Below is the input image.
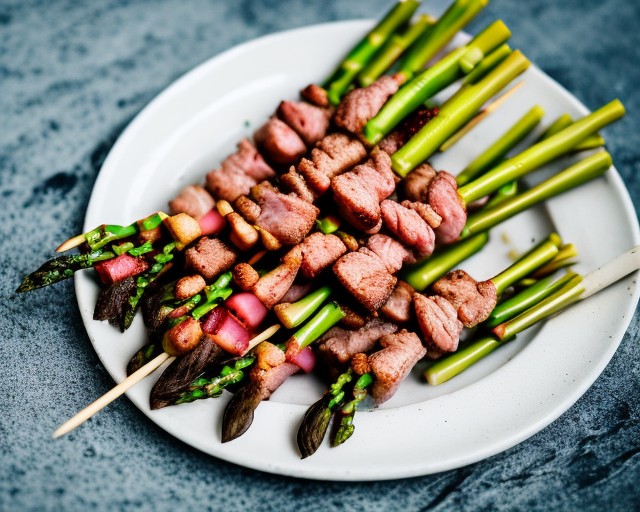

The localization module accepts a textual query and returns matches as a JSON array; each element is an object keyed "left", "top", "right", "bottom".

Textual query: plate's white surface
[{"left": 76, "top": 20, "right": 640, "bottom": 480}]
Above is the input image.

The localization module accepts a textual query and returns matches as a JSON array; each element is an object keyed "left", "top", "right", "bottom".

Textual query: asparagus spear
[
  {"left": 324, "top": 0, "right": 421, "bottom": 105},
  {"left": 364, "top": 20, "right": 512, "bottom": 145},
  {"left": 331, "top": 373, "right": 374, "bottom": 446}
]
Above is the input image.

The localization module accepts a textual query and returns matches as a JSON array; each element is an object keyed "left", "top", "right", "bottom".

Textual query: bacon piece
[
  {"left": 277, "top": 100, "right": 331, "bottom": 146},
  {"left": 297, "top": 133, "right": 367, "bottom": 195},
  {"left": 380, "top": 280, "right": 415, "bottom": 323},
  {"left": 184, "top": 237, "right": 237, "bottom": 281},
  {"left": 333, "top": 249, "right": 397, "bottom": 312},
  {"left": 254, "top": 117, "right": 307, "bottom": 165},
  {"left": 334, "top": 75, "right": 401, "bottom": 135},
  {"left": 252, "top": 183, "right": 319, "bottom": 245},
  {"left": 380, "top": 200, "right": 436, "bottom": 258},
  {"left": 169, "top": 185, "right": 215, "bottom": 220},
  {"left": 414, "top": 293, "right": 463, "bottom": 355},
  {"left": 428, "top": 171, "right": 467, "bottom": 244},
  {"left": 432, "top": 269, "right": 498, "bottom": 327},
  {"left": 299, "top": 232, "right": 347, "bottom": 279},
  {"left": 206, "top": 139, "right": 274, "bottom": 202},
  {"left": 368, "top": 330, "right": 426, "bottom": 404}
]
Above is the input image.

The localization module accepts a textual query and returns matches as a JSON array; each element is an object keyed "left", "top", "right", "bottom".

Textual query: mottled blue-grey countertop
[{"left": 2, "top": 0, "right": 639, "bottom": 510}]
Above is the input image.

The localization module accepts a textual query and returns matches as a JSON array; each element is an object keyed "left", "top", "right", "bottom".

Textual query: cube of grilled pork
[
  {"left": 251, "top": 245, "right": 302, "bottom": 309},
  {"left": 254, "top": 117, "right": 307, "bottom": 165},
  {"left": 334, "top": 75, "right": 402, "bottom": 135},
  {"left": 380, "top": 280, "right": 415, "bottom": 324},
  {"left": 380, "top": 200, "right": 436, "bottom": 258},
  {"left": 366, "top": 234, "right": 415, "bottom": 274},
  {"left": 428, "top": 171, "right": 467, "bottom": 245},
  {"left": 317, "top": 318, "right": 398, "bottom": 368},
  {"left": 432, "top": 269, "right": 498, "bottom": 327},
  {"left": 299, "top": 232, "right": 347, "bottom": 279},
  {"left": 206, "top": 139, "right": 275, "bottom": 202},
  {"left": 184, "top": 237, "right": 237, "bottom": 281},
  {"left": 300, "top": 83, "right": 330, "bottom": 108},
  {"left": 297, "top": 133, "right": 367, "bottom": 195},
  {"left": 252, "top": 182, "right": 319, "bottom": 246},
  {"left": 277, "top": 100, "right": 331, "bottom": 146},
  {"left": 401, "top": 163, "right": 437, "bottom": 203},
  {"left": 169, "top": 185, "right": 215, "bottom": 220},
  {"left": 368, "top": 330, "right": 426, "bottom": 404},
  {"left": 414, "top": 293, "right": 463, "bottom": 356},
  {"left": 333, "top": 248, "right": 397, "bottom": 312}
]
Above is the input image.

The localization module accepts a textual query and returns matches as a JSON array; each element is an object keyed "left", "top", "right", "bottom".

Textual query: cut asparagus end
[{"left": 274, "top": 286, "right": 332, "bottom": 329}]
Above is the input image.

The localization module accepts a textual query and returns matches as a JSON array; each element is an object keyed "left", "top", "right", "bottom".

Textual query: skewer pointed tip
[{"left": 56, "top": 234, "right": 86, "bottom": 253}]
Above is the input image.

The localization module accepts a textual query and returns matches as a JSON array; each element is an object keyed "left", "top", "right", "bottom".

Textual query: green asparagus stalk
[
  {"left": 392, "top": 50, "right": 531, "bottom": 176},
  {"left": 324, "top": 0, "right": 420, "bottom": 105},
  {"left": 190, "top": 272, "right": 234, "bottom": 320},
  {"left": 287, "top": 301, "right": 346, "bottom": 350},
  {"left": 461, "top": 43, "right": 512, "bottom": 85},
  {"left": 457, "top": 100, "right": 624, "bottom": 203},
  {"left": 331, "top": 373, "right": 374, "bottom": 446},
  {"left": 461, "top": 151, "right": 612, "bottom": 237},
  {"left": 456, "top": 105, "right": 545, "bottom": 186},
  {"left": 358, "top": 14, "right": 436, "bottom": 87},
  {"left": 297, "top": 369, "right": 354, "bottom": 458},
  {"left": 537, "top": 113, "right": 604, "bottom": 152},
  {"left": 274, "top": 286, "right": 332, "bottom": 329},
  {"left": 364, "top": 20, "right": 512, "bottom": 145},
  {"left": 397, "top": 0, "right": 489, "bottom": 81}
]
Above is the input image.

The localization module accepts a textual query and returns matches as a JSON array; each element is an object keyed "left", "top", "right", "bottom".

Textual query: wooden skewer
[{"left": 52, "top": 324, "right": 282, "bottom": 439}]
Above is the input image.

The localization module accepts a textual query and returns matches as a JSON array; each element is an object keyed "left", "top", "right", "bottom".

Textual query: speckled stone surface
[{"left": 2, "top": 0, "right": 639, "bottom": 510}]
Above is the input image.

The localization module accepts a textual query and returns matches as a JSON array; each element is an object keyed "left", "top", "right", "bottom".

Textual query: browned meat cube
[
  {"left": 414, "top": 293, "right": 463, "bottom": 354},
  {"left": 401, "top": 163, "right": 437, "bottom": 203},
  {"left": 428, "top": 171, "right": 467, "bottom": 244},
  {"left": 334, "top": 75, "right": 401, "bottom": 135},
  {"left": 184, "top": 237, "right": 237, "bottom": 281},
  {"left": 299, "top": 232, "right": 347, "bottom": 279},
  {"left": 277, "top": 100, "right": 331, "bottom": 146},
  {"left": 333, "top": 249, "right": 396, "bottom": 312},
  {"left": 380, "top": 280, "right": 415, "bottom": 323},
  {"left": 252, "top": 246, "right": 302, "bottom": 308},
  {"left": 368, "top": 330, "right": 427, "bottom": 404},
  {"left": 331, "top": 171, "right": 381, "bottom": 232},
  {"left": 227, "top": 138, "right": 275, "bottom": 182},
  {"left": 234, "top": 195, "right": 261, "bottom": 224},
  {"left": 300, "top": 83, "right": 330, "bottom": 108},
  {"left": 174, "top": 274, "right": 206, "bottom": 300},
  {"left": 252, "top": 183, "right": 319, "bottom": 246},
  {"left": 169, "top": 185, "right": 215, "bottom": 220},
  {"left": 401, "top": 199, "right": 441, "bottom": 229},
  {"left": 280, "top": 167, "right": 316, "bottom": 203},
  {"left": 366, "top": 234, "right": 415, "bottom": 274},
  {"left": 432, "top": 269, "right": 498, "bottom": 327},
  {"left": 254, "top": 117, "right": 307, "bottom": 165},
  {"left": 380, "top": 200, "right": 436, "bottom": 258}
]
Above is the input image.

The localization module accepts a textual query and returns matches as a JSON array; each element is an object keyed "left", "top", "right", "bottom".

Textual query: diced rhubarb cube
[{"left": 94, "top": 253, "right": 149, "bottom": 285}]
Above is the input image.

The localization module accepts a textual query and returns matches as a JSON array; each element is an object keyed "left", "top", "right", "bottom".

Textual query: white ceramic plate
[{"left": 76, "top": 20, "right": 640, "bottom": 480}]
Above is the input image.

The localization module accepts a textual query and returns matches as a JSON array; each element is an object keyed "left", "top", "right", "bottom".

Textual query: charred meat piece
[
  {"left": 252, "top": 245, "right": 302, "bottom": 308},
  {"left": 368, "top": 330, "right": 426, "bottom": 404},
  {"left": 414, "top": 293, "right": 463, "bottom": 355},
  {"left": 299, "top": 232, "right": 347, "bottom": 279},
  {"left": 93, "top": 276, "right": 137, "bottom": 328},
  {"left": 277, "top": 100, "right": 331, "bottom": 146},
  {"left": 279, "top": 167, "right": 316, "bottom": 203},
  {"left": 428, "top": 171, "right": 467, "bottom": 245},
  {"left": 169, "top": 185, "right": 215, "bottom": 220},
  {"left": 174, "top": 274, "right": 206, "bottom": 300},
  {"left": 401, "top": 199, "right": 441, "bottom": 229},
  {"left": 150, "top": 336, "right": 224, "bottom": 410},
  {"left": 366, "top": 234, "right": 415, "bottom": 274},
  {"left": 184, "top": 237, "right": 237, "bottom": 281},
  {"left": 333, "top": 249, "right": 397, "bottom": 312},
  {"left": 401, "top": 162, "right": 437, "bottom": 203},
  {"left": 334, "top": 75, "right": 401, "bottom": 135},
  {"left": 331, "top": 149, "right": 394, "bottom": 232},
  {"left": 297, "top": 133, "right": 367, "bottom": 195},
  {"left": 432, "top": 269, "right": 498, "bottom": 327},
  {"left": 206, "top": 139, "right": 274, "bottom": 202},
  {"left": 318, "top": 318, "right": 398, "bottom": 368},
  {"left": 254, "top": 117, "right": 307, "bottom": 165},
  {"left": 300, "top": 83, "right": 330, "bottom": 108},
  {"left": 380, "top": 280, "right": 415, "bottom": 324},
  {"left": 252, "top": 182, "right": 319, "bottom": 245},
  {"left": 380, "top": 200, "right": 436, "bottom": 258},
  {"left": 234, "top": 195, "right": 261, "bottom": 224}
]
